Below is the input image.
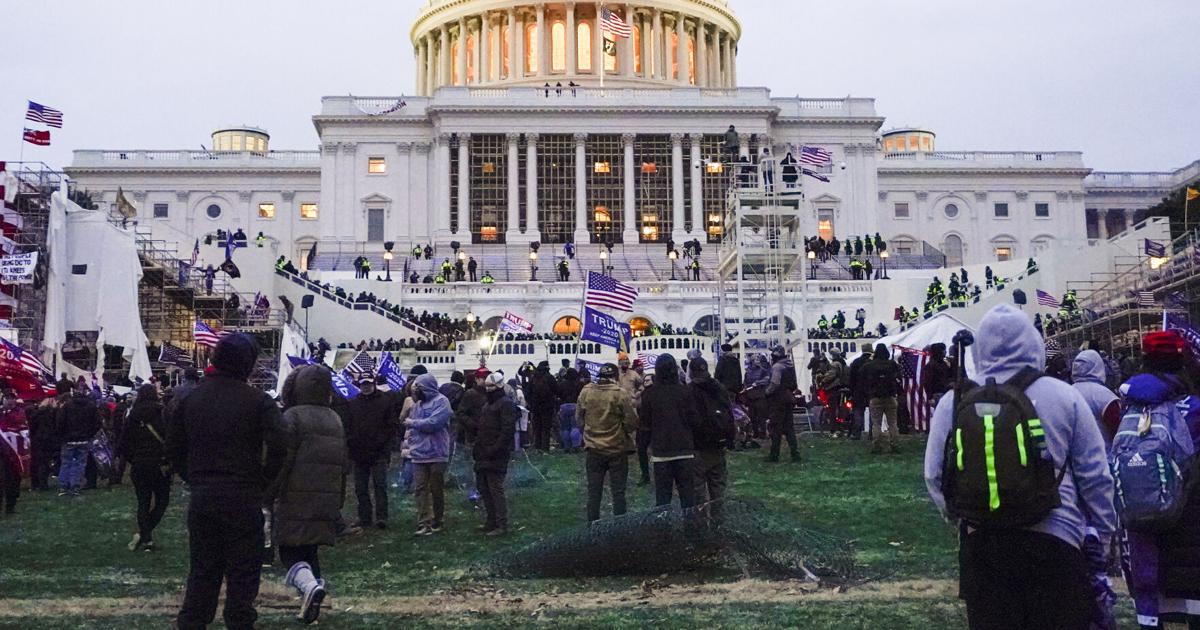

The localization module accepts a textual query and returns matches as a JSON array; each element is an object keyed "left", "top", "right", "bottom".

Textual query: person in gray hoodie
[
  {"left": 924, "top": 304, "right": 1116, "bottom": 630},
  {"left": 1071, "top": 349, "right": 1121, "bottom": 449}
]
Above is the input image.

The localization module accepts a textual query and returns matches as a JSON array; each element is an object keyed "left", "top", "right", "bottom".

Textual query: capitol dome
[{"left": 411, "top": 0, "right": 742, "bottom": 95}]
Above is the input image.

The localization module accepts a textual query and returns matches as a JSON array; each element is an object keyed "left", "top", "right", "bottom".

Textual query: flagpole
[{"left": 599, "top": 2, "right": 606, "bottom": 91}]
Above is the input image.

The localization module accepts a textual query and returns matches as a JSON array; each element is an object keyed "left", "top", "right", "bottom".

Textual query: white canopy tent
[{"left": 875, "top": 312, "right": 978, "bottom": 379}]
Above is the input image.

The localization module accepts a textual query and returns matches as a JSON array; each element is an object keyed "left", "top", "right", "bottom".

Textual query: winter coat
[
  {"left": 639, "top": 355, "right": 698, "bottom": 459},
  {"left": 689, "top": 375, "right": 735, "bottom": 450},
  {"left": 1070, "top": 350, "right": 1120, "bottom": 447},
  {"left": 270, "top": 365, "right": 346, "bottom": 548},
  {"left": 27, "top": 402, "right": 58, "bottom": 450},
  {"left": 617, "top": 368, "right": 645, "bottom": 407},
  {"left": 924, "top": 304, "right": 1116, "bottom": 550},
  {"left": 166, "top": 374, "right": 286, "bottom": 498},
  {"left": 439, "top": 382, "right": 464, "bottom": 411},
  {"left": 714, "top": 354, "right": 743, "bottom": 396},
  {"left": 57, "top": 393, "right": 100, "bottom": 443},
  {"left": 472, "top": 391, "right": 519, "bottom": 472},
  {"left": 456, "top": 387, "right": 488, "bottom": 442},
  {"left": 344, "top": 389, "right": 400, "bottom": 463},
  {"left": 766, "top": 358, "right": 798, "bottom": 405},
  {"left": 848, "top": 352, "right": 873, "bottom": 407},
  {"left": 119, "top": 399, "right": 168, "bottom": 468},
  {"left": 556, "top": 373, "right": 584, "bottom": 405},
  {"left": 859, "top": 355, "right": 902, "bottom": 399},
  {"left": 922, "top": 345, "right": 955, "bottom": 401},
  {"left": 406, "top": 374, "right": 452, "bottom": 463},
  {"left": 578, "top": 380, "right": 639, "bottom": 456},
  {"left": 526, "top": 370, "right": 559, "bottom": 412},
  {"left": 818, "top": 359, "right": 849, "bottom": 392}
]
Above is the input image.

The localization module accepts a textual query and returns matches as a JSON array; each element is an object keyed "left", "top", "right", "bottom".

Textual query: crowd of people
[{"left": 807, "top": 308, "right": 889, "bottom": 340}]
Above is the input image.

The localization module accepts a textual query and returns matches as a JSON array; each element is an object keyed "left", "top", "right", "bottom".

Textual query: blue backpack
[{"left": 1110, "top": 398, "right": 1196, "bottom": 532}]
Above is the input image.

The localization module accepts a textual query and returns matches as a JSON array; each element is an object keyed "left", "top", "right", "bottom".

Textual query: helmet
[
  {"left": 771, "top": 346, "right": 787, "bottom": 360},
  {"left": 599, "top": 363, "right": 619, "bottom": 380},
  {"left": 484, "top": 372, "right": 507, "bottom": 392}
]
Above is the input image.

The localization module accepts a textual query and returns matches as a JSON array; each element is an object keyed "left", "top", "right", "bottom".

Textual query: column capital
[
  {"left": 436, "top": 132, "right": 453, "bottom": 143},
  {"left": 281, "top": 191, "right": 295, "bottom": 202},
  {"left": 321, "top": 142, "right": 339, "bottom": 155},
  {"left": 456, "top": 132, "right": 472, "bottom": 142},
  {"left": 622, "top": 133, "right": 636, "bottom": 146},
  {"left": 397, "top": 141, "right": 414, "bottom": 152},
  {"left": 414, "top": 142, "right": 432, "bottom": 154},
  {"left": 526, "top": 132, "right": 540, "bottom": 146},
  {"left": 506, "top": 132, "right": 522, "bottom": 145},
  {"left": 340, "top": 143, "right": 358, "bottom": 155},
  {"left": 574, "top": 132, "right": 588, "bottom": 144},
  {"left": 670, "top": 133, "right": 685, "bottom": 144}
]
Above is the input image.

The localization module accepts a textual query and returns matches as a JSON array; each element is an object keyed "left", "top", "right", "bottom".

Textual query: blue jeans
[{"left": 59, "top": 443, "right": 89, "bottom": 491}]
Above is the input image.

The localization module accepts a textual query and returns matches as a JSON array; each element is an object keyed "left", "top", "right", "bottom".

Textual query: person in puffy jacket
[
  {"left": 639, "top": 355, "right": 699, "bottom": 510},
  {"left": 56, "top": 382, "right": 100, "bottom": 496},
  {"left": 859, "top": 344, "right": 901, "bottom": 454},
  {"left": 343, "top": 376, "right": 400, "bottom": 529},
  {"left": 689, "top": 358, "right": 735, "bottom": 505},
  {"left": 766, "top": 347, "right": 800, "bottom": 463},
  {"left": 1119, "top": 331, "right": 1200, "bottom": 630},
  {"left": 405, "top": 374, "right": 451, "bottom": 536},
  {"left": 1071, "top": 349, "right": 1121, "bottom": 449},
  {"left": 743, "top": 354, "right": 771, "bottom": 440},
  {"left": 472, "top": 373, "right": 520, "bottom": 535},
  {"left": 119, "top": 385, "right": 171, "bottom": 551},
  {"left": 578, "top": 364, "right": 639, "bottom": 522}
]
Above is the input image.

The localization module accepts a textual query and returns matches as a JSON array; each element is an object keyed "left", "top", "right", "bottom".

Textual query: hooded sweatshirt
[
  {"left": 406, "top": 374, "right": 452, "bottom": 463},
  {"left": 924, "top": 304, "right": 1117, "bottom": 548},
  {"left": 1071, "top": 350, "right": 1121, "bottom": 447}
]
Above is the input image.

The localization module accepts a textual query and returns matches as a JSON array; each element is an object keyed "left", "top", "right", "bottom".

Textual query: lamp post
[
  {"left": 383, "top": 241, "right": 395, "bottom": 282},
  {"left": 807, "top": 250, "right": 817, "bottom": 280},
  {"left": 668, "top": 249, "right": 678, "bottom": 281},
  {"left": 466, "top": 311, "right": 477, "bottom": 334},
  {"left": 477, "top": 331, "right": 493, "bottom": 367},
  {"left": 599, "top": 249, "right": 609, "bottom": 277},
  {"left": 529, "top": 251, "right": 539, "bottom": 281},
  {"left": 880, "top": 250, "right": 890, "bottom": 280}
]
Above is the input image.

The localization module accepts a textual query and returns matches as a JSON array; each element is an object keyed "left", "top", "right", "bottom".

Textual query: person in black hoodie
[
  {"left": 713, "top": 344, "right": 743, "bottom": 399},
  {"left": 167, "top": 333, "right": 286, "bottom": 630},
  {"left": 525, "top": 362, "right": 558, "bottom": 451},
  {"left": 639, "top": 354, "right": 699, "bottom": 510},
  {"left": 688, "top": 358, "right": 736, "bottom": 505},
  {"left": 921, "top": 343, "right": 954, "bottom": 406},
  {"left": 56, "top": 381, "right": 100, "bottom": 496},
  {"left": 119, "top": 384, "right": 172, "bottom": 551},
  {"left": 343, "top": 375, "right": 400, "bottom": 530},
  {"left": 28, "top": 397, "right": 59, "bottom": 491},
  {"left": 472, "top": 372, "right": 520, "bottom": 536}
]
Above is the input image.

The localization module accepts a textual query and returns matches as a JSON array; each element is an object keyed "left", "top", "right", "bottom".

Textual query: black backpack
[
  {"left": 941, "top": 368, "right": 1065, "bottom": 528},
  {"left": 695, "top": 388, "right": 736, "bottom": 447}
]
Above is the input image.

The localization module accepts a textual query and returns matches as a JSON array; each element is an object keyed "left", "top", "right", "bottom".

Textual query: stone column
[
  {"left": 622, "top": 133, "right": 637, "bottom": 244},
  {"left": 671, "top": 133, "right": 685, "bottom": 241},
  {"left": 622, "top": 4, "right": 635, "bottom": 77},
  {"left": 566, "top": 2, "right": 577, "bottom": 76},
  {"left": 417, "top": 39, "right": 428, "bottom": 96},
  {"left": 729, "top": 36, "right": 737, "bottom": 87},
  {"left": 473, "top": 17, "right": 483, "bottom": 84},
  {"left": 439, "top": 25, "right": 451, "bottom": 88},
  {"left": 456, "top": 18, "right": 468, "bottom": 85},
  {"left": 526, "top": 134, "right": 540, "bottom": 239},
  {"left": 489, "top": 14, "right": 501, "bottom": 81},
  {"left": 480, "top": 13, "right": 491, "bottom": 83},
  {"left": 593, "top": 7, "right": 604, "bottom": 78},
  {"left": 574, "top": 133, "right": 589, "bottom": 244},
  {"left": 506, "top": 133, "right": 521, "bottom": 240},
  {"left": 690, "top": 134, "right": 703, "bottom": 236},
  {"left": 507, "top": 8, "right": 518, "bottom": 80},
  {"left": 513, "top": 9, "right": 526, "bottom": 80},
  {"left": 640, "top": 12, "right": 652, "bottom": 78},
  {"left": 536, "top": 4, "right": 547, "bottom": 78},
  {"left": 696, "top": 20, "right": 707, "bottom": 88},
  {"left": 652, "top": 9, "right": 663, "bottom": 80},
  {"left": 721, "top": 33, "right": 731, "bottom": 88},
  {"left": 676, "top": 13, "right": 688, "bottom": 85},
  {"left": 456, "top": 134, "right": 471, "bottom": 239},
  {"left": 436, "top": 134, "right": 452, "bottom": 237}
]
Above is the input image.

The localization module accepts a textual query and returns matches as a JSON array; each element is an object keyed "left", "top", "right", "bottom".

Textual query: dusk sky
[{"left": 3, "top": 0, "right": 1197, "bottom": 172}]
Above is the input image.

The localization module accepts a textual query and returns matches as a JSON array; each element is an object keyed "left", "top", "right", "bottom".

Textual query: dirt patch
[{"left": 0, "top": 579, "right": 960, "bottom": 619}]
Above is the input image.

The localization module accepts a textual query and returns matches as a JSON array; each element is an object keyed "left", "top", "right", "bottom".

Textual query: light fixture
[
  {"left": 880, "top": 250, "right": 890, "bottom": 259},
  {"left": 530, "top": 251, "right": 538, "bottom": 261},
  {"left": 458, "top": 251, "right": 467, "bottom": 261},
  {"left": 599, "top": 250, "right": 608, "bottom": 260},
  {"left": 466, "top": 312, "right": 477, "bottom": 324},
  {"left": 1150, "top": 256, "right": 1169, "bottom": 270},
  {"left": 383, "top": 251, "right": 394, "bottom": 261},
  {"left": 668, "top": 249, "right": 678, "bottom": 261},
  {"left": 807, "top": 251, "right": 816, "bottom": 260}
]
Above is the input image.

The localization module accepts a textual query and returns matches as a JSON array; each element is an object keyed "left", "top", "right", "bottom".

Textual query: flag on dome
[
  {"left": 1187, "top": 187, "right": 1199, "bottom": 202},
  {"left": 600, "top": 7, "right": 631, "bottom": 39},
  {"left": 799, "top": 145, "right": 833, "bottom": 167},
  {"left": 802, "top": 168, "right": 830, "bottom": 183},
  {"left": 22, "top": 129, "right": 50, "bottom": 147}
]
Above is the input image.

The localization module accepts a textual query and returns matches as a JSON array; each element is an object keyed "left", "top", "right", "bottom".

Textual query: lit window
[
  {"left": 526, "top": 24, "right": 539, "bottom": 73},
  {"left": 368, "top": 157, "right": 387, "bottom": 174},
  {"left": 552, "top": 21, "right": 566, "bottom": 72},
  {"left": 594, "top": 206, "right": 611, "bottom": 223},
  {"left": 909, "top": 135, "right": 919, "bottom": 150},
  {"left": 705, "top": 161, "right": 724, "bottom": 174},
  {"left": 481, "top": 162, "right": 496, "bottom": 174},
  {"left": 633, "top": 25, "right": 642, "bottom": 73},
  {"left": 944, "top": 203, "right": 959, "bottom": 219},
  {"left": 232, "top": 135, "right": 243, "bottom": 151},
  {"left": 1035, "top": 202, "right": 1050, "bottom": 218},
  {"left": 258, "top": 203, "right": 276, "bottom": 219},
  {"left": 594, "top": 161, "right": 611, "bottom": 174},
  {"left": 206, "top": 204, "right": 222, "bottom": 219},
  {"left": 300, "top": 203, "right": 318, "bottom": 220},
  {"left": 641, "top": 162, "right": 658, "bottom": 174},
  {"left": 153, "top": 203, "right": 169, "bottom": 219},
  {"left": 894, "top": 202, "right": 910, "bottom": 218},
  {"left": 994, "top": 203, "right": 1009, "bottom": 218},
  {"left": 578, "top": 22, "right": 592, "bottom": 72},
  {"left": 480, "top": 226, "right": 499, "bottom": 242},
  {"left": 994, "top": 246, "right": 1013, "bottom": 262}
]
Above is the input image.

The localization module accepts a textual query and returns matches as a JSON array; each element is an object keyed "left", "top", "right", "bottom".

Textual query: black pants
[
  {"left": 31, "top": 446, "right": 54, "bottom": 490},
  {"left": 279, "top": 544, "right": 321, "bottom": 579},
  {"left": 960, "top": 528, "right": 1091, "bottom": 630},
  {"left": 475, "top": 466, "right": 508, "bottom": 530},
  {"left": 585, "top": 451, "right": 628, "bottom": 522},
  {"left": 131, "top": 464, "right": 171, "bottom": 543},
  {"left": 769, "top": 404, "right": 799, "bottom": 460},
  {"left": 531, "top": 409, "right": 554, "bottom": 451},
  {"left": 0, "top": 455, "right": 17, "bottom": 514},
  {"left": 637, "top": 431, "right": 651, "bottom": 481},
  {"left": 354, "top": 457, "right": 389, "bottom": 526},
  {"left": 177, "top": 492, "right": 264, "bottom": 630},
  {"left": 749, "top": 397, "right": 770, "bottom": 439},
  {"left": 653, "top": 458, "right": 697, "bottom": 510}
]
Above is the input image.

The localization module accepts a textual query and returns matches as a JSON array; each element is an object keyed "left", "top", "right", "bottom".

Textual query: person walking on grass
[
  {"left": 405, "top": 374, "right": 452, "bottom": 536},
  {"left": 472, "top": 373, "right": 520, "bottom": 536},
  {"left": 578, "top": 363, "right": 639, "bottom": 522},
  {"left": 344, "top": 373, "right": 400, "bottom": 530},
  {"left": 269, "top": 364, "right": 347, "bottom": 626},
  {"left": 688, "top": 358, "right": 736, "bottom": 506},
  {"left": 639, "top": 355, "right": 699, "bottom": 510},
  {"left": 859, "top": 344, "right": 901, "bottom": 454},
  {"left": 57, "top": 380, "right": 100, "bottom": 497},
  {"left": 168, "top": 334, "right": 287, "bottom": 630},
  {"left": 924, "top": 304, "right": 1115, "bottom": 630},
  {"left": 119, "top": 384, "right": 171, "bottom": 551},
  {"left": 766, "top": 346, "right": 800, "bottom": 463}
]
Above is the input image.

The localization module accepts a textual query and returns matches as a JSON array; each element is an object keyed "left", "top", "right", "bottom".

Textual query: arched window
[
  {"left": 452, "top": 42, "right": 460, "bottom": 84},
  {"left": 578, "top": 21, "right": 592, "bottom": 72},
  {"left": 466, "top": 35, "right": 476, "bottom": 83},
  {"left": 687, "top": 35, "right": 696, "bottom": 84},
  {"left": 763, "top": 316, "right": 796, "bottom": 333},
  {"left": 670, "top": 32, "right": 679, "bottom": 79},
  {"left": 553, "top": 316, "right": 581, "bottom": 335},
  {"left": 633, "top": 25, "right": 642, "bottom": 74},
  {"left": 483, "top": 315, "right": 503, "bottom": 330},
  {"left": 551, "top": 21, "right": 566, "bottom": 72},
  {"left": 943, "top": 234, "right": 964, "bottom": 267},
  {"left": 526, "top": 23, "right": 539, "bottom": 73}
]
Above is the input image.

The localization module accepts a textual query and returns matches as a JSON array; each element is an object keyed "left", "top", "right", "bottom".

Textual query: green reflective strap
[
  {"left": 1016, "top": 425, "right": 1027, "bottom": 466},
  {"left": 1157, "top": 455, "right": 1167, "bottom": 493},
  {"left": 1028, "top": 418, "right": 1042, "bottom": 428},
  {"left": 956, "top": 429, "right": 964, "bottom": 471},
  {"left": 984, "top": 415, "right": 1000, "bottom": 511}
]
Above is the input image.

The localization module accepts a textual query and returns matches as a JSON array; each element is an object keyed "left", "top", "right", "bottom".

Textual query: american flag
[
  {"left": 586, "top": 271, "right": 639, "bottom": 312},
  {"left": 25, "top": 101, "right": 64, "bottom": 128},
  {"left": 344, "top": 351, "right": 376, "bottom": 379},
  {"left": 0, "top": 339, "right": 52, "bottom": 381},
  {"left": 1036, "top": 290, "right": 1060, "bottom": 308},
  {"left": 1144, "top": 239, "right": 1166, "bottom": 258},
  {"left": 157, "top": 342, "right": 193, "bottom": 368},
  {"left": 600, "top": 7, "right": 632, "bottom": 38},
  {"left": 194, "top": 321, "right": 228, "bottom": 348},
  {"left": 802, "top": 168, "right": 831, "bottom": 183},
  {"left": 897, "top": 346, "right": 931, "bottom": 432},
  {"left": 1137, "top": 291, "right": 1158, "bottom": 307},
  {"left": 799, "top": 145, "right": 833, "bottom": 167}
]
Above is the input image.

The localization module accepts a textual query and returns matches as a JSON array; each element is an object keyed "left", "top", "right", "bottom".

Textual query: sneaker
[
  {"left": 142, "top": 541, "right": 156, "bottom": 552},
  {"left": 57, "top": 490, "right": 68, "bottom": 497},
  {"left": 298, "top": 579, "right": 326, "bottom": 625},
  {"left": 414, "top": 526, "right": 432, "bottom": 537},
  {"left": 486, "top": 528, "right": 508, "bottom": 537},
  {"left": 127, "top": 533, "right": 142, "bottom": 551},
  {"left": 429, "top": 524, "right": 443, "bottom": 533}
]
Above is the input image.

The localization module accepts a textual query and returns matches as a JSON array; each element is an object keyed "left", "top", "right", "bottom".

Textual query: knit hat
[{"left": 210, "top": 333, "right": 260, "bottom": 381}]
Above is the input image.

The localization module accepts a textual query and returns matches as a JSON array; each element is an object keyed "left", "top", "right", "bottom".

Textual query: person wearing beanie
[
  {"left": 858, "top": 344, "right": 901, "bottom": 454},
  {"left": 526, "top": 361, "right": 558, "bottom": 451},
  {"left": 168, "top": 333, "right": 287, "bottom": 630},
  {"left": 269, "top": 364, "right": 346, "bottom": 625},
  {"left": 578, "top": 363, "right": 639, "bottom": 522},
  {"left": 924, "top": 304, "right": 1115, "bottom": 629},
  {"left": 688, "top": 358, "right": 735, "bottom": 506},
  {"left": 118, "top": 383, "right": 171, "bottom": 551},
  {"left": 344, "top": 372, "right": 400, "bottom": 530},
  {"left": 713, "top": 344, "right": 743, "bottom": 399},
  {"left": 404, "top": 374, "right": 452, "bottom": 536},
  {"left": 766, "top": 346, "right": 800, "bottom": 462},
  {"left": 472, "top": 372, "right": 520, "bottom": 535},
  {"left": 639, "top": 354, "right": 699, "bottom": 510}
]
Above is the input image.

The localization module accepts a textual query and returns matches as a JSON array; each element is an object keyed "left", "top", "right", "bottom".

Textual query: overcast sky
[{"left": 3, "top": 0, "right": 1197, "bottom": 172}]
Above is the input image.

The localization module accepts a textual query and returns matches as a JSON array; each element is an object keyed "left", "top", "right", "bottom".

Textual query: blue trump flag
[
  {"left": 580, "top": 305, "right": 632, "bottom": 351},
  {"left": 575, "top": 359, "right": 604, "bottom": 380},
  {"left": 378, "top": 352, "right": 407, "bottom": 392},
  {"left": 1165, "top": 312, "right": 1200, "bottom": 359},
  {"left": 332, "top": 370, "right": 361, "bottom": 400}
]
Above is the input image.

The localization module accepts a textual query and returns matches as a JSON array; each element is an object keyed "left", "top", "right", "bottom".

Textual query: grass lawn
[{"left": 0, "top": 434, "right": 1134, "bottom": 628}]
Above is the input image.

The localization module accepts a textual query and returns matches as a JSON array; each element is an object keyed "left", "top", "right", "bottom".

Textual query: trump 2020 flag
[
  {"left": 332, "top": 370, "right": 361, "bottom": 400},
  {"left": 1145, "top": 239, "right": 1167, "bottom": 258},
  {"left": 581, "top": 305, "right": 632, "bottom": 351},
  {"left": 1164, "top": 313, "right": 1200, "bottom": 359},
  {"left": 378, "top": 352, "right": 407, "bottom": 392}
]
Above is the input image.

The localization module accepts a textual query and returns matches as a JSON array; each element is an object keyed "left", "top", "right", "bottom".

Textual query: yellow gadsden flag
[{"left": 1188, "top": 187, "right": 1199, "bottom": 201}]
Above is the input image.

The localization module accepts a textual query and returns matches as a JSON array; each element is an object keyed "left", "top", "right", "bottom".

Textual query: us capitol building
[{"left": 65, "top": 0, "right": 1197, "bottom": 340}]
